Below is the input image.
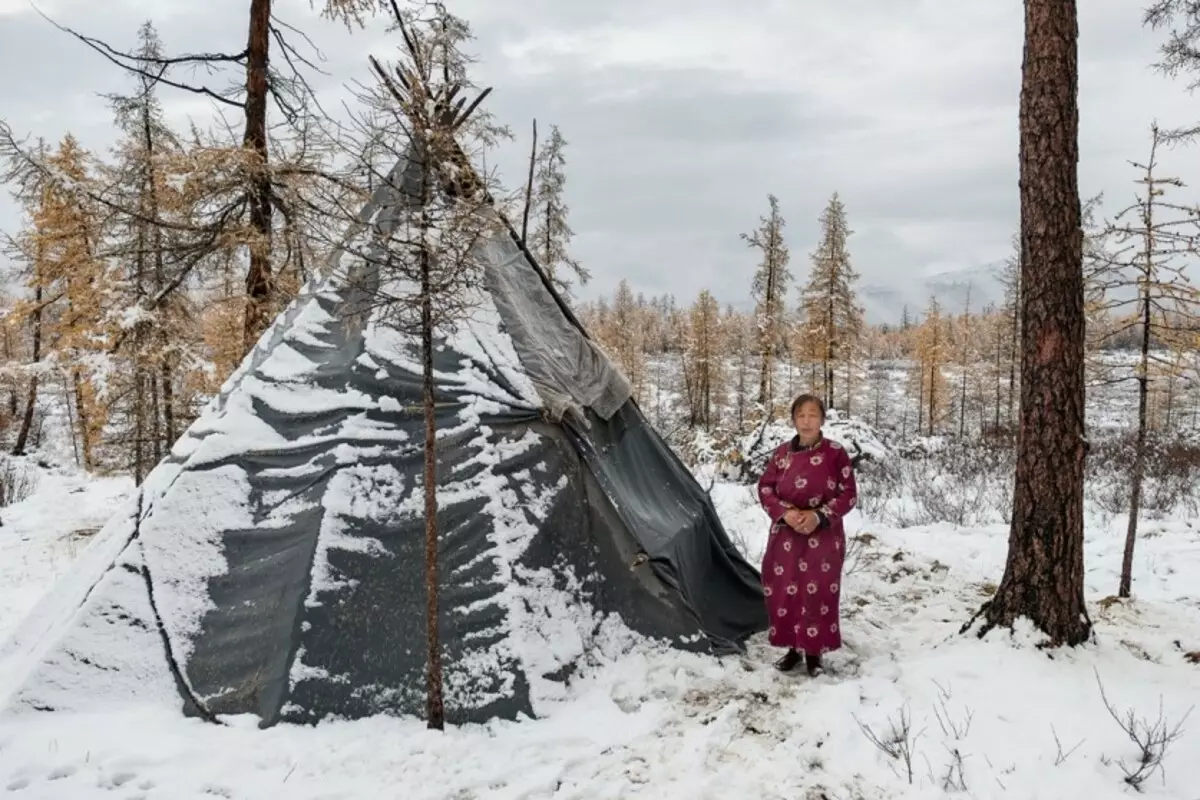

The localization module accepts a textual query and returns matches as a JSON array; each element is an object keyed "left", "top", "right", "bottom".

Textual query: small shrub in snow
[
  {"left": 1086, "top": 433, "right": 1200, "bottom": 520},
  {"left": 0, "top": 455, "right": 38, "bottom": 508},
  {"left": 854, "top": 704, "right": 923, "bottom": 785},
  {"left": 1095, "top": 668, "right": 1193, "bottom": 791},
  {"left": 859, "top": 442, "right": 1014, "bottom": 529}
]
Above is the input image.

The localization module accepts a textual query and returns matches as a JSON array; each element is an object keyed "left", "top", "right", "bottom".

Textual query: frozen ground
[{"left": 0, "top": 461, "right": 1198, "bottom": 799}]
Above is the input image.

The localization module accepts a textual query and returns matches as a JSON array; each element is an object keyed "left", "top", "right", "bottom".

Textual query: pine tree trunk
[
  {"left": 1164, "top": 365, "right": 1175, "bottom": 430},
  {"left": 928, "top": 363, "right": 937, "bottom": 436},
  {"left": 973, "top": 0, "right": 1090, "bottom": 646},
  {"left": 162, "top": 357, "right": 176, "bottom": 450},
  {"left": 826, "top": 296, "right": 836, "bottom": 411},
  {"left": 134, "top": 371, "right": 147, "bottom": 485},
  {"left": 63, "top": 378, "right": 79, "bottom": 467},
  {"left": 150, "top": 371, "right": 162, "bottom": 463},
  {"left": 1008, "top": 301, "right": 1019, "bottom": 435},
  {"left": 12, "top": 286, "right": 43, "bottom": 456},
  {"left": 421, "top": 267, "right": 444, "bottom": 730},
  {"left": 520, "top": 119, "right": 537, "bottom": 243},
  {"left": 417, "top": 155, "right": 444, "bottom": 731},
  {"left": 917, "top": 364, "right": 925, "bottom": 435},
  {"left": 758, "top": 249, "right": 777, "bottom": 412},
  {"left": 1119, "top": 287, "right": 1153, "bottom": 597},
  {"left": 845, "top": 360, "right": 853, "bottom": 418},
  {"left": 72, "top": 370, "right": 94, "bottom": 471},
  {"left": 994, "top": 320, "right": 1003, "bottom": 432},
  {"left": 241, "top": 0, "right": 274, "bottom": 356},
  {"left": 959, "top": 365, "right": 968, "bottom": 439},
  {"left": 543, "top": 202, "right": 554, "bottom": 290}
]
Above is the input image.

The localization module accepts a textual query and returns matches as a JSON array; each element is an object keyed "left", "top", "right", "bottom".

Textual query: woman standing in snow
[{"left": 756, "top": 394, "right": 858, "bottom": 675}]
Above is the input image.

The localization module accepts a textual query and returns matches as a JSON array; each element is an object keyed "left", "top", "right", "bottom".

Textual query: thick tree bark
[
  {"left": 241, "top": 0, "right": 274, "bottom": 356},
  {"left": 971, "top": 0, "right": 1091, "bottom": 646}
]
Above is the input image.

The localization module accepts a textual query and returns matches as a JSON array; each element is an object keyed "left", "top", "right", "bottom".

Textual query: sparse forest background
[{"left": 2, "top": 2, "right": 1200, "bottom": 556}]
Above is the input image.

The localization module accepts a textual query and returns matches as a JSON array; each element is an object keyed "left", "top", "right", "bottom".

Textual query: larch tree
[
  {"left": 1086, "top": 123, "right": 1200, "bottom": 598},
  {"left": 724, "top": 304, "right": 753, "bottom": 431},
  {"left": 527, "top": 124, "right": 589, "bottom": 298},
  {"left": 997, "top": 234, "right": 1022, "bottom": 434},
  {"left": 608, "top": 280, "right": 647, "bottom": 402},
  {"left": 100, "top": 21, "right": 206, "bottom": 482},
  {"left": 2, "top": 138, "right": 49, "bottom": 457},
  {"left": 47, "top": 0, "right": 389, "bottom": 356},
  {"left": 983, "top": 303, "right": 1004, "bottom": 435},
  {"left": 742, "top": 194, "right": 791, "bottom": 414},
  {"left": 967, "top": 0, "right": 1091, "bottom": 647},
  {"left": 799, "top": 192, "right": 862, "bottom": 414},
  {"left": 913, "top": 295, "right": 949, "bottom": 436},
  {"left": 360, "top": 0, "right": 513, "bottom": 731},
  {"left": 953, "top": 286, "right": 976, "bottom": 439},
  {"left": 0, "top": 292, "right": 21, "bottom": 438},
  {"left": 682, "top": 289, "right": 725, "bottom": 430},
  {"left": 16, "top": 136, "right": 112, "bottom": 469},
  {"left": 862, "top": 326, "right": 893, "bottom": 428}
]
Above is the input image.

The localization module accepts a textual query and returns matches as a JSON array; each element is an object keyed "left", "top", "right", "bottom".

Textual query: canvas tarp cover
[{"left": 0, "top": 153, "right": 766, "bottom": 727}]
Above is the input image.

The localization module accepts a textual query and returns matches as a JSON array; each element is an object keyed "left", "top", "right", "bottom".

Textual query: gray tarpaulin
[{"left": 1, "top": 146, "right": 767, "bottom": 727}]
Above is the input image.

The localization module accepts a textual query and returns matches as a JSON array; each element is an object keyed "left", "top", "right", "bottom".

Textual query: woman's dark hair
[{"left": 790, "top": 393, "right": 826, "bottom": 422}]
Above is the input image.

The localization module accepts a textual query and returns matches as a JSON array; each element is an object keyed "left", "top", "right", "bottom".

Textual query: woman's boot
[{"left": 774, "top": 648, "right": 801, "bottom": 672}]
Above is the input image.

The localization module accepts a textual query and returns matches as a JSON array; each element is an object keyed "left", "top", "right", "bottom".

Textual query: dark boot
[
  {"left": 805, "top": 653, "right": 823, "bottom": 676},
  {"left": 774, "top": 648, "right": 801, "bottom": 672}
]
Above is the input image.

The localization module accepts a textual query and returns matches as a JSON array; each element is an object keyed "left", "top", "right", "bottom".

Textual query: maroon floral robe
[{"left": 756, "top": 436, "right": 858, "bottom": 654}]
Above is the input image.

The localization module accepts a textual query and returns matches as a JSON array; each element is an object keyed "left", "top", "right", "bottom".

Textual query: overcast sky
[{"left": 1, "top": 0, "right": 1199, "bottom": 322}]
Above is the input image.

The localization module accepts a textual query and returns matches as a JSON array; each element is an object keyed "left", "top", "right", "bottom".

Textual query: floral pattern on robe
[{"left": 756, "top": 436, "right": 858, "bottom": 654}]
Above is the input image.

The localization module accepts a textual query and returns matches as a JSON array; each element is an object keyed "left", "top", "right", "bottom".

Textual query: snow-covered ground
[
  {"left": 1, "top": 459, "right": 1198, "bottom": 799},
  {"left": 0, "top": 466, "right": 132, "bottom": 644}
]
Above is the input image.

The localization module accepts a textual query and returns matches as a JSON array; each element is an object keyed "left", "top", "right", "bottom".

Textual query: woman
[{"left": 756, "top": 393, "right": 858, "bottom": 675}]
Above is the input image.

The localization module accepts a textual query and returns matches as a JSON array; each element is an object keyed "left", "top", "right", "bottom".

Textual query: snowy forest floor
[{"left": 1, "top": 459, "right": 1199, "bottom": 799}]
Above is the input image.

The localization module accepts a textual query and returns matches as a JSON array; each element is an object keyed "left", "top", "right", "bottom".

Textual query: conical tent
[{"left": 0, "top": 150, "right": 766, "bottom": 727}]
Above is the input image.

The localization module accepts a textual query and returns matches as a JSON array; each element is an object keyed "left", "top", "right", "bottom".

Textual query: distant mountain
[{"left": 860, "top": 261, "right": 1007, "bottom": 325}]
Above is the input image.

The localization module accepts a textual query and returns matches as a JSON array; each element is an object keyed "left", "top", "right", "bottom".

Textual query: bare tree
[
  {"left": 1087, "top": 123, "right": 1200, "bottom": 598},
  {"left": 350, "top": 0, "right": 510, "bottom": 730},
  {"left": 1145, "top": 1, "right": 1200, "bottom": 141}
]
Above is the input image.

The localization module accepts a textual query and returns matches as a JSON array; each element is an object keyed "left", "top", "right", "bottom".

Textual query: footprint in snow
[{"left": 99, "top": 771, "right": 137, "bottom": 789}]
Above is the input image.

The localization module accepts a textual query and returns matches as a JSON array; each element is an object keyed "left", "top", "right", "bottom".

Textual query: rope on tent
[{"left": 131, "top": 486, "right": 225, "bottom": 726}]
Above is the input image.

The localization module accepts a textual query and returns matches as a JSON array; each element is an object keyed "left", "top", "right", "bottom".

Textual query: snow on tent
[{"left": 0, "top": 150, "right": 766, "bottom": 728}]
